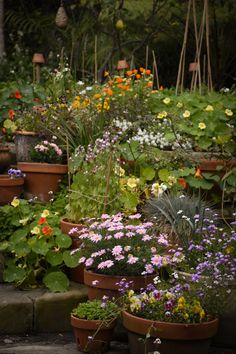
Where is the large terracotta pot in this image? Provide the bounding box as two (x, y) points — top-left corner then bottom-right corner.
(60, 218), (84, 283)
(0, 175), (24, 205)
(84, 269), (157, 301)
(17, 162), (67, 202)
(0, 145), (12, 173)
(70, 315), (116, 353)
(14, 130), (40, 162)
(122, 310), (218, 354)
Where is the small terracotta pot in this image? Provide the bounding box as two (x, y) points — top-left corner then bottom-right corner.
(0, 175), (24, 205)
(71, 315), (116, 353)
(60, 218), (85, 283)
(17, 162), (67, 202)
(84, 269), (157, 300)
(0, 145), (12, 173)
(122, 310), (218, 354)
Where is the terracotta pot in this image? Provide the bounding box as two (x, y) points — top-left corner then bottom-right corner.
(122, 310), (218, 354)
(84, 269), (157, 300)
(0, 175), (24, 205)
(199, 159), (236, 174)
(0, 145), (12, 173)
(14, 131), (40, 162)
(71, 315), (116, 353)
(60, 218), (85, 283)
(17, 162), (67, 202)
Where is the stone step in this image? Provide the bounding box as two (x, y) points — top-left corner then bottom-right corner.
(0, 283), (88, 334)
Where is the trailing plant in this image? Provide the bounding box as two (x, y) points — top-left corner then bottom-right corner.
(71, 299), (120, 321)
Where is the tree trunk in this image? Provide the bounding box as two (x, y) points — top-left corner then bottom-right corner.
(0, 0), (5, 58)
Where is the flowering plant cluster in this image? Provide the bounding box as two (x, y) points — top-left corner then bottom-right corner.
(125, 280), (212, 324)
(0, 200), (76, 292)
(30, 140), (63, 163)
(70, 213), (184, 276)
(7, 168), (24, 178)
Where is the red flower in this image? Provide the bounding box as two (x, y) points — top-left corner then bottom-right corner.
(38, 217), (46, 225)
(179, 178), (187, 189)
(8, 109), (15, 120)
(42, 226), (53, 236)
(15, 90), (22, 99)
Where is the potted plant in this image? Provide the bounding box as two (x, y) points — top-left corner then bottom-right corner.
(69, 212), (184, 300)
(0, 168), (24, 205)
(17, 139), (67, 202)
(71, 298), (120, 353)
(122, 280), (219, 354)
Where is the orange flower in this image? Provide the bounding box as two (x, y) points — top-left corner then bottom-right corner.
(107, 88), (113, 96)
(116, 77), (123, 84)
(136, 74), (141, 80)
(139, 67), (144, 72)
(94, 93), (101, 99)
(160, 85), (164, 91)
(15, 90), (22, 99)
(8, 109), (15, 120)
(126, 70), (133, 76)
(179, 178), (187, 189)
(108, 80), (113, 86)
(147, 82), (153, 88)
(38, 217), (46, 225)
(145, 69), (151, 75)
(42, 226), (53, 236)
(133, 69), (138, 74)
(194, 168), (203, 179)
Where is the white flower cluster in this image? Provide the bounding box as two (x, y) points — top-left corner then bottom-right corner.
(172, 134), (193, 150)
(113, 119), (133, 132)
(130, 128), (169, 148)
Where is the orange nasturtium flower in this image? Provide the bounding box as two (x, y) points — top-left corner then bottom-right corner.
(145, 69), (151, 75)
(94, 93), (101, 99)
(139, 67), (144, 72)
(126, 70), (133, 76)
(179, 178), (187, 189)
(194, 168), (203, 179)
(14, 90), (23, 99)
(136, 74), (141, 80)
(38, 217), (46, 225)
(8, 109), (15, 120)
(42, 226), (53, 236)
(133, 69), (138, 74)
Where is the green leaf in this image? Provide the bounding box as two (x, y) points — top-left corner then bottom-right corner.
(46, 250), (63, 266)
(202, 173), (220, 182)
(0, 241), (9, 251)
(10, 228), (29, 244)
(140, 166), (155, 181)
(158, 169), (170, 182)
(56, 233), (72, 249)
(186, 176), (214, 190)
(43, 271), (69, 292)
(63, 250), (81, 268)
(14, 242), (31, 257)
(3, 265), (26, 283)
(31, 238), (50, 255)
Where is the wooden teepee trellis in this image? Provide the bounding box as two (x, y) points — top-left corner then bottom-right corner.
(175, 0), (213, 94)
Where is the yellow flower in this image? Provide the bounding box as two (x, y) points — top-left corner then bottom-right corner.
(177, 102), (183, 108)
(115, 166), (125, 177)
(31, 226), (40, 235)
(19, 217), (29, 226)
(226, 246), (234, 254)
(184, 313), (189, 320)
(11, 198), (20, 207)
(225, 108), (233, 116)
(96, 103), (102, 112)
(103, 100), (110, 110)
(72, 100), (81, 108)
(127, 177), (139, 189)
(205, 105), (214, 112)
(163, 97), (171, 104)
(82, 98), (91, 107)
(167, 175), (177, 186)
(128, 290), (134, 298)
(41, 209), (50, 218)
(157, 111), (168, 119)
(183, 110), (191, 118)
(198, 122), (206, 130)
(200, 309), (205, 320)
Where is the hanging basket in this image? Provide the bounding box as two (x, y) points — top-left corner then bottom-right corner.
(55, 4), (68, 28)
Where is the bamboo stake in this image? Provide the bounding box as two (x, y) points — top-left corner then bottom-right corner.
(205, 0), (213, 91)
(192, 0), (202, 93)
(145, 45), (149, 70)
(152, 50), (160, 90)
(94, 35), (98, 84)
(176, 0), (192, 94)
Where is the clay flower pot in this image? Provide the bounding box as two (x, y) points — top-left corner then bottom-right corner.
(17, 162), (67, 202)
(122, 310), (219, 354)
(71, 315), (116, 353)
(0, 145), (12, 173)
(60, 218), (85, 283)
(0, 175), (24, 205)
(84, 269), (157, 300)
